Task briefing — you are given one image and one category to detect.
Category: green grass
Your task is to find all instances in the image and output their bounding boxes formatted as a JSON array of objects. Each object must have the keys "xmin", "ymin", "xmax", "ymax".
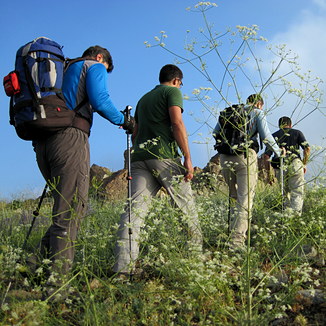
[{"xmin": 0, "ymin": 181, "xmax": 325, "ymax": 325}]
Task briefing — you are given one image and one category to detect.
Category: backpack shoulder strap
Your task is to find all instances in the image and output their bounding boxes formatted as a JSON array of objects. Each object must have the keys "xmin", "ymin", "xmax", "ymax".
[
  {"xmin": 64, "ymin": 56, "xmax": 98, "ymax": 72},
  {"xmin": 64, "ymin": 57, "xmax": 99, "ymax": 113},
  {"xmin": 9, "ymin": 97, "xmax": 15, "ymax": 125}
]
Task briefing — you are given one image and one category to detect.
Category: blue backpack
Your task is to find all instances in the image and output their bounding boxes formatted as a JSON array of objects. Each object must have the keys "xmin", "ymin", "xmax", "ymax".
[{"xmin": 4, "ymin": 37, "xmax": 75, "ymax": 140}]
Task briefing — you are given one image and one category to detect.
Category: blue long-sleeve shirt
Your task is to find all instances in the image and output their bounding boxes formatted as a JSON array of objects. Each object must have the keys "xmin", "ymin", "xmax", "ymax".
[
  {"xmin": 62, "ymin": 60, "xmax": 124, "ymax": 127},
  {"xmin": 213, "ymin": 106, "xmax": 281, "ymax": 156}
]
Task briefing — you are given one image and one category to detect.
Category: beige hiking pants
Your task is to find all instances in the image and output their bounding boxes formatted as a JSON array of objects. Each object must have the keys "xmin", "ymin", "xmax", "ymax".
[
  {"xmin": 220, "ymin": 149, "xmax": 258, "ymax": 247},
  {"xmin": 113, "ymin": 158, "xmax": 203, "ymax": 274}
]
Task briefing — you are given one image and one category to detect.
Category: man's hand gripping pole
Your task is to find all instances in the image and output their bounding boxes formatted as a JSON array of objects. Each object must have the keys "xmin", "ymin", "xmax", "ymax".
[{"xmin": 124, "ymin": 105, "xmax": 133, "ymax": 183}]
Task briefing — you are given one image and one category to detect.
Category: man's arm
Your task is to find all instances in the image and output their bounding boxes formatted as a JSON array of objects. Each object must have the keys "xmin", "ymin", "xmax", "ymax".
[
  {"xmin": 297, "ymin": 131, "xmax": 310, "ymax": 174},
  {"xmin": 255, "ymin": 110, "xmax": 282, "ymax": 156},
  {"xmin": 169, "ymin": 105, "xmax": 193, "ymax": 181},
  {"xmin": 303, "ymin": 146, "xmax": 310, "ymax": 173},
  {"xmin": 86, "ymin": 63, "xmax": 124, "ymax": 125}
]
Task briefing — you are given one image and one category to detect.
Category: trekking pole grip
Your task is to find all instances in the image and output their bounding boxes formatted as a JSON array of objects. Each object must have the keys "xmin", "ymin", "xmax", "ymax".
[{"xmin": 124, "ymin": 105, "xmax": 132, "ymax": 120}]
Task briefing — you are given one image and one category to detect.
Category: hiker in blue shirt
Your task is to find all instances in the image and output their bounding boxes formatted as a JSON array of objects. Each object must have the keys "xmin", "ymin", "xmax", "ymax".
[
  {"xmin": 62, "ymin": 50, "xmax": 124, "ymax": 126},
  {"xmin": 33, "ymin": 45, "xmax": 134, "ymax": 300},
  {"xmin": 213, "ymin": 94, "xmax": 282, "ymax": 251}
]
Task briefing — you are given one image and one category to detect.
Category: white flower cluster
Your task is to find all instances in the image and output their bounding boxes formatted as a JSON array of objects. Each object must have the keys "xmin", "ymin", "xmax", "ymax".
[
  {"xmin": 194, "ymin": 2, "xmax": 218, "ymax": 9},
  {"xmin": 139, "ymin": 137, "xmax": 159, "ymax": 149}
]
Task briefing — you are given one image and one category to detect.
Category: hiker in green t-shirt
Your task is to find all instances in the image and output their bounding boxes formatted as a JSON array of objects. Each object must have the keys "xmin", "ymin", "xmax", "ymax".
[{"xmin": 113, "ymin": 64, "xmax": 203, "ymax": 278}]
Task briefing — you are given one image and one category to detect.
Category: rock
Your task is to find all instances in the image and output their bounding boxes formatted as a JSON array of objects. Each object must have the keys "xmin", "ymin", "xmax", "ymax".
[
  {"xmin": 203, "ymin": 153, "xmax": 222, "ymax": 175},
  {"xmin": 258, "ymin": 156, "xmax": 274, "ymax": 183},
  {"xmin": 267, "ymin": 269, "xmax": 289, "ymax": 292},
  {"xmin": 295, "ymin": 289, "xmax": 326, "ymax": 306},
  {"xmin": 297, "ymin": 244, "xmax": 325, "ymax": 267},
  {"xmin": 101, "ymin": 169, "xmax": 128, "ymax": 201},
  {"xmin": 90, "ymin": 164, "xmax": 111, "ymax": 185},
  {"xmin": 192, "ymin": 153, "xmax": 226, "ymax": 194},
  {"xmin": 208, "ymin": 152, "xmax": 220, "ymax": 165}
]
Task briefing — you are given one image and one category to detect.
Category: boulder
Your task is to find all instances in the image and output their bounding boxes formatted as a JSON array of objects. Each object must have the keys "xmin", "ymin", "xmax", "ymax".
[
  {"xmin": 295, "ymin": 289, "xmax": 326, "ymax": 306},
  {"xmin": 192, "ymin": 153, "xmax": 226, "ymax": 194},
  {"xmin": 90, "ymin": 164, "xmax": 111, "ymax": 185},
  {"xmin": 258, "ymin": 156, "xmax": 274, "ymax": 183},
  {"xmin": 101, "ymin": 169, "xmax": 128, "ymax": 201}
]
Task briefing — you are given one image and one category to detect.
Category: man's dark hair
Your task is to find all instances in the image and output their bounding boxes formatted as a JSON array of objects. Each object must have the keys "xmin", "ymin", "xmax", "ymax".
[
  {"xmin": 279, "ymin": 116, "xmax": 292, "ymax": 128},
  {"xmin": 82, "ymin": 45, "xmax": 114, "ymax": 73},
  {"xmin": 159, "ymin": 64, "xmax": 183, "ymax": 83},
  {"xmin": 246, "ymin": 93, "xmax": 264, "ymax": 106}
]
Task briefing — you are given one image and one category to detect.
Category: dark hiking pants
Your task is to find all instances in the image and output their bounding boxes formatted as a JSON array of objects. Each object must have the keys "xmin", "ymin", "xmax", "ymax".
[{"xmin": 34, "ymin": 127, "xmax": 90, "ymax": 278}]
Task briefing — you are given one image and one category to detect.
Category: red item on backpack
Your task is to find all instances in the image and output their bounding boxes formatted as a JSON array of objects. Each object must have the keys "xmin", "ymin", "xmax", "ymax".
[{"xmin": 3, "ymin": 71, "xmax": 21, "ymax": 96}]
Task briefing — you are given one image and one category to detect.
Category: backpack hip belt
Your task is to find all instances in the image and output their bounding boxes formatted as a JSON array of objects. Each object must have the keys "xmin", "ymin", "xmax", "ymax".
[{"xmin": 72, "ymin": 115, "xmax": 91, "ymax": 136}]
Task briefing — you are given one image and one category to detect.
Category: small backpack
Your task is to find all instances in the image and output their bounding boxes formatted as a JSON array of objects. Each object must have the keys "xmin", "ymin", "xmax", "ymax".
[
  {"xmin": 4, "ymin": 37, "xmax": 75, "ymax": 141},
  {"xmin": 214, "ymin": 104, "xmax": 257, "ymax": 155}
]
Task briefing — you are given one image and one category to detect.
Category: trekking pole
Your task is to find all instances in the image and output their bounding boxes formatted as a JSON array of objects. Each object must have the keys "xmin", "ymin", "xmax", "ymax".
[
  {"xmin": 124, "ymin": 105, "xmax": 133, "ymax": 278},
  {"xmin": 22, "ymin": 184, "xmax": 48, "ymax": 251},
  {"xmin": 228, "ymin": 193, "xmax": 231, "ymax": 236},
  {"xmin": 280, "ymin": 156, "xmax": 284, "ymax": 212}
]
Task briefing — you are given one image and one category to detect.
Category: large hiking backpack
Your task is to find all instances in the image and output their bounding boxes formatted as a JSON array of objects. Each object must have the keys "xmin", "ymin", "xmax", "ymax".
[
  {"xmin": 4, "ymin": 37, "xmax": 75, "ymax": 140},
  {"xmin": 214, "ymin": 104, "xmax": 258, "ymax": 155}
]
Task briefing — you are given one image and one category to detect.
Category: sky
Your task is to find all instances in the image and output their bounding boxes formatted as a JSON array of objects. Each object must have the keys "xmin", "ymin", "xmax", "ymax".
[{"xmin": 0, "ymin": 0, "xmax": 325, "ymax": 201}]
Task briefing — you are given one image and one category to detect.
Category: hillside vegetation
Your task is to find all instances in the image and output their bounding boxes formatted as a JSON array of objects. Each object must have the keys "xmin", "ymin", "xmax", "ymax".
[{"xmin": 0, "ymin": 178, "xmax": 325, "ymax": 325}]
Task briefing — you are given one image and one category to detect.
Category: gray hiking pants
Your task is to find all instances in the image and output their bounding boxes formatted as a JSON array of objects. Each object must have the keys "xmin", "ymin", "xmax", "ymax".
[
  {"xmin": 220, "ymin": 149, "xmax": 258, "ymax": 247},
  {"xmin": 275, "ymin": 158, "xmax": 305, "ymax": 215},
  {"xmin": 113, "ymin": 158, "xmax": 203, "ymax": 274},
  {"xmin": 34, "ymin": 127, "xmax": 90, "ymax": 276}
]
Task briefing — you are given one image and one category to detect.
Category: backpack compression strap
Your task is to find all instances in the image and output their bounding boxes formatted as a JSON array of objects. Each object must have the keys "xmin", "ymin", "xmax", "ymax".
[{"xmin": 22, "ymin": 56, "xmax": 41, "ymax": 114}]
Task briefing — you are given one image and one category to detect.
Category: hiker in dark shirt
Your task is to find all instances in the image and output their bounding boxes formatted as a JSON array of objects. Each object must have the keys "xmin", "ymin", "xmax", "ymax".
[
  {"xmin": 264, "ymin": 116, "xmax": 310, "ymax": 215},
  {"xmin": 113, "ymin": 64, "xmax": 202, "ymax": 278}
]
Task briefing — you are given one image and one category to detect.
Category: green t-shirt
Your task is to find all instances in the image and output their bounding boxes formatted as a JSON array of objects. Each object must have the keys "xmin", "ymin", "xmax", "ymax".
[{"xmin": 132, "ymin": 85, "xmax": 183, "ymax": 162}]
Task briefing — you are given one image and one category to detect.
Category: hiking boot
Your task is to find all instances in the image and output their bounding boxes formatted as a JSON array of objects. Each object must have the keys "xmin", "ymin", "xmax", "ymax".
[{"xmin": 113, "ymin": 267, "xmax": 145, "ymax": 283}]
